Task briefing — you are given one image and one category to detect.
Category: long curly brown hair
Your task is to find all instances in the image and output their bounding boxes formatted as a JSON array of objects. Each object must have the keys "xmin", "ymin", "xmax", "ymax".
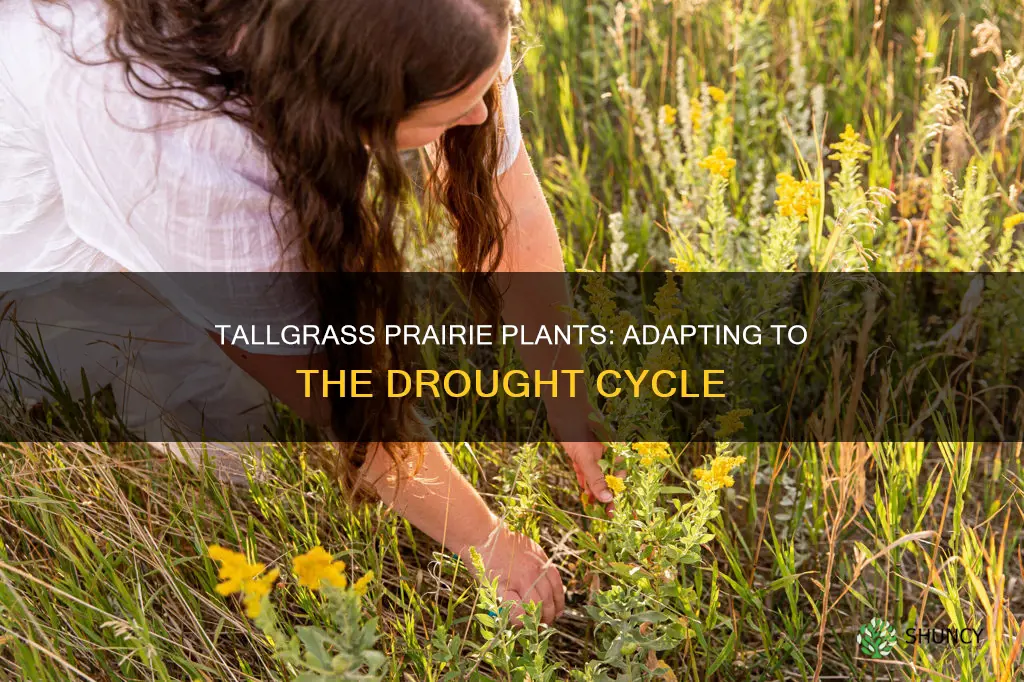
[{"xmin": 41, "ymin": 0, "xmax": 515, "ymax": 475}]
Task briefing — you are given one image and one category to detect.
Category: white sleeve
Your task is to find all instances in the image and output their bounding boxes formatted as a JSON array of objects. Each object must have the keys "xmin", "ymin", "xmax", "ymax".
[
  {"xmin": 42, "ymin": 55, "xmax": 319, "ymax": 354},
  {"xmin": 496, "ymin": 37, "xmax": 523, "ymax": 175}
]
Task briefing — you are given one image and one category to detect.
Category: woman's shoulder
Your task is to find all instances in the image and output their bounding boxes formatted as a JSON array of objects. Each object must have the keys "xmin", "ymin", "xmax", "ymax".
[
  {"xmin": 0, "ymin": 2, "xmax": 293, "ymax": 273},
  {"xmin": 2, "ymin": 0, "xmax": 263, "ymax": 176},
  {"xmin": 0, "ymin": 0, "xmax": 77, "ymax": 114}
]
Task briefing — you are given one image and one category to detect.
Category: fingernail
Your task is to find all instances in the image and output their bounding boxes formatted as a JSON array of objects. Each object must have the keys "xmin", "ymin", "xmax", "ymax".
[{"xmin": 599, "ymin": 491, "xmax": 613, "ymax": 503}]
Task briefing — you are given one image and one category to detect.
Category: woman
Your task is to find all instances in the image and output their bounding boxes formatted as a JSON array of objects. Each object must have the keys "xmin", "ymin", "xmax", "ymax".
[{"xmin": 0, "ymin": 0, "xmax": 612, "ymax": 624}]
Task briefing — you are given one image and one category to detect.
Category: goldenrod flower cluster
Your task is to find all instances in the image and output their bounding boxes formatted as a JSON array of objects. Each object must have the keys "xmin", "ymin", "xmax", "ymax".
[
  {"xmin": 687, "ymin": 86, "xmax": 727, "ymax": 132},
  {"xmin": 353, "ymin": 571, "xmax": 375, "ymax": 597},
  {"xmin": 690, "ymin": 96, "xmax": 702, "ymax": 131},
  {"xmin": 651, "ymin": 274, "xmax": 682, "ymax": 325},
  {"xmin": 1003, "ymin": 212, "xmax": 1024, "ymax": 231},
  {"xmin": 828, "ymin": 124, "xmax": 870, "ymax": 163},
  {"xmin": 208, "ymin": 545, "xmax": 280, "ymax": 618},
  {"xmin": 715, "ymin": 408, "xmax": 753, "ymax": 439},
  {"xmin": 668, "ymin": 257, "xmax": 690, "ymax": 273},
  {"xmin": 699, "ymin": 146, "xmax": 736, "ymax": 179},
  {"xmin": 293, "ymin": 546, "xmax": 349, "ymax": 590},
  {"xmin": 691, "ymin": 455, "xmax": 746, "ymax": 492},
  {"xmin": 660, "ymin": 104, "xmax": 678, "ymax": 127},
  {"xmin": 243, "ymin": 570, "xmax": 281, "ymax": 618},
  {"xmin": 584, "ymin": 277, "xmax": 618, "ymax": 325},
  {"xmin": 583, "ymin": 276, "xmax": 635, "ymax": 335},
  {"xmin": 207, "ymin": 544, "xmax": 374, "ymax": 620},
  {"xmin": 775, "ymin": 173, "xmax": 819, "ymax": 220},
  {"xmin": 632, "ymin": 441, "xmax": 672, "ymax": 467},
  {"xmin": 604, "ymin": 474, "xmax": 626, "ymax": 496}
]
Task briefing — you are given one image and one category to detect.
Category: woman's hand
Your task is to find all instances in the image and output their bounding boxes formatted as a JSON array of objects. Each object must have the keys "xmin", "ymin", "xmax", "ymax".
[
  {"xmin": 562, "ymin": 440, "xmax": 613, "ymax": 505},
  {"xmin": 355, "ymin": 441, "xmax": 564, "ymax": 625},
  {"xmin": 463, "ymin": 523, "xmax": 565, "ymax": 626},
  {"xmin": 545, "ymin": 399, "xmax": 614, "ymax": 507}
]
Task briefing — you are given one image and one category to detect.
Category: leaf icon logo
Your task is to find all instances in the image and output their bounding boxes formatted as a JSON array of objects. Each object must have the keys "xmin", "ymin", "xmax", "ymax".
[{"xmin": 857, "ymin": 617, "xmax": 899, "ymax": 659}]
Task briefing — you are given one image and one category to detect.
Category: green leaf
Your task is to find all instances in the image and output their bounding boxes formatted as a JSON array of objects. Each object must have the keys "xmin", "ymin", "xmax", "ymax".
[
  {"xmin": 362, "ymin": 650, "xmax": 388, "ymax": 673},
  {"xmin": 707, "ymin": 627, "xmax": 737, "ymax": 676},
  {"xmin": 633, "ymin": 611, "xmax": 670, "ymax": 624},
  {"xmin": 296, "ymin": 626, "xmax": 334, "ymax": 669},
  {"xmin": 763, "ymin": 572, "xmax": 813, "ymax": 593}
]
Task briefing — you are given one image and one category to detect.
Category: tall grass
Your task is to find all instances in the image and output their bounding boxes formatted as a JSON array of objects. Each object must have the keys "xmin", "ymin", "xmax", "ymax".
[{"xmin": 2, "ymin": 0, "xmax": 1023, "ymax": 680}]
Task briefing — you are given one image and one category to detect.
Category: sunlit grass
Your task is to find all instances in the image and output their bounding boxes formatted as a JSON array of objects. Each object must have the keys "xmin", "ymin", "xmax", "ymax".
[{"xmin": 2, "ymin": 0, "xmax": 1024, "ymax": 680}]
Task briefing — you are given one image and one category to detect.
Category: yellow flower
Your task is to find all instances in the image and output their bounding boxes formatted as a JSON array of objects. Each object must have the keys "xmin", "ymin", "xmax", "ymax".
[
  {"xmin": 660, "ymin": 104, "xmax": 678, "ymax": 127},
  {"xmin": 775, "ymin": 173, "xmax": 819, "ymax": 220},
  {"xmin": 655, "ymin": 659, "xmax": 679, "ymax": 679},
  {"xmin": 633, "ymin": 442, "xmax": 672, "ymax": 466},
  {"xmin": 715, "ymin": 408, "xmax": 753, "ymax": 439},
  {"xmin": 584, "ymin": 277, "xmax": 619, "ymax": 328},
  {"xmin": 690, "ymin": 96, "xmax": 702, "ymax": 131},
  {"xmin": 293, "ymin": 546, "xmax": 348, "ymax": 590},
  {"xmin": 692, "ymin": 467, "xmax": 732, "ymax": 490},
  {"xmin": 610, "ymin": 310, "xmax": 639, "ymax": 337},
  {"xmin": 828, "ymin": 124, "xmax": 870, "ymax": 163},
  {"xmin": 1003, "ymin": 213, "xmax": 1024, "ymax": 231},
  {"xmin": 643, "ymin": 343, "xmax": 677, "ymax": 377},
  {"xmin": 208, "ymin": 545, "xmax": 280, "ymax": 620},
  {"xmin": 692, "ymin": 454, "xmax": 746, "ymax": 491},
  {"xmin": 717, "ymin": 455, "xmax": 747, "ymax": 471},
  {"xmin": 699, "ymin": 146, "xmax": 736, "ymax": 179},
  {"xmin": 208, "ymin": 545, "xmax": 265, "ymax": 597},
  {"xmin": 722, "ymin": 115, "xmax": 734, "ymax": 128},
  {"xmin": 604, "ymin": 474, "xmax": 626, "ymax": 496},
  {"xmin": 242, "ymin": 593, "xmax": 261, "ymax": 619},
  {"xmin": 652, "ymin": 274, "xmax": 682, "ymax": 326},
  {"xmin": 353, "ymin": 571, "xmax": 374, "ymax": 597},
  {"xmin": 668, "ymin": 257, "xmax": 691, "ymax": 273},
  {"xmin": 242, "ymin": 568, "xmax": 279, "ymax": 619},
  {"xmin": 707, "ymin": 86, "xmax": 727, "ymax": 103}
]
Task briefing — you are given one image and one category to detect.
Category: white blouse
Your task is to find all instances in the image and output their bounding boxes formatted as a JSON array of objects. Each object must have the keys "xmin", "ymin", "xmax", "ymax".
[{"xmin": 0, "ymin": 0, "xmax": 524, "ymax": 440}]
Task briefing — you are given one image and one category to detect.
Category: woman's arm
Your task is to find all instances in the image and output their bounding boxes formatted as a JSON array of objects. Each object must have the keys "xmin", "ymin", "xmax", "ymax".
[
  {"xmin": 212, "ymin": 339, "xmax": 565, "ymax": 623},
  {"xmin": 359, "ymin": 440, "xmax": 564, "ymax": 623},
  {"xmin": 495, "ymin": 142, "xmax": 613, "ymax": 504},
  {"xmin": 196, "ymin": 345, "xmax": 501, "ymax": 559}
]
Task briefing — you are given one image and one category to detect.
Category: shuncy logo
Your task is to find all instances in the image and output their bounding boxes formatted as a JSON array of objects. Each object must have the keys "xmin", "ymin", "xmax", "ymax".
[
  {"xmin": 906, "ymin": 625, "xmax": 984, "ymax": 646},
  {"xmin": 857, "ymin": 618, "xmax": 899, "ymax": 659},
  {"xmin": 857, "ymin": 618, "xmax": 984, "ymax": 659}
]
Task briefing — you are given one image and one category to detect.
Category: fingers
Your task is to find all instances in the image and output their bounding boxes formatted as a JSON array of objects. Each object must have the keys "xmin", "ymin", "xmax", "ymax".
[
  {"xmin": 565, "ymin": 442, "xmax": 613, "ymax": 504},
  {"xmin": 605, "ymin": 468, "xmax": 627, "ymax": 517},
  {"xmin": 572, "ymin": 462, "xmax": 587, "ymax": 493},
  {"xmin": 488, "ymin": 532, "xmax": 565, "ymax": 627},
  {"xmin": 519, "ymin": 564, "xmax": 556, "ymax": 625},
  {"xmin": 499, "ymin": 588, "xmax": 526, "ymax": 626},
  {"xmin": 538, "ymin": 583, "xmax": 556, "ymax": 624},
  {"xmin": 545, "ymin": 562, "xmax": 565, "ymax": 619},
  {"xmin": 508, "ymin": 564, "xmax": 562, "ymax": 625}
]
